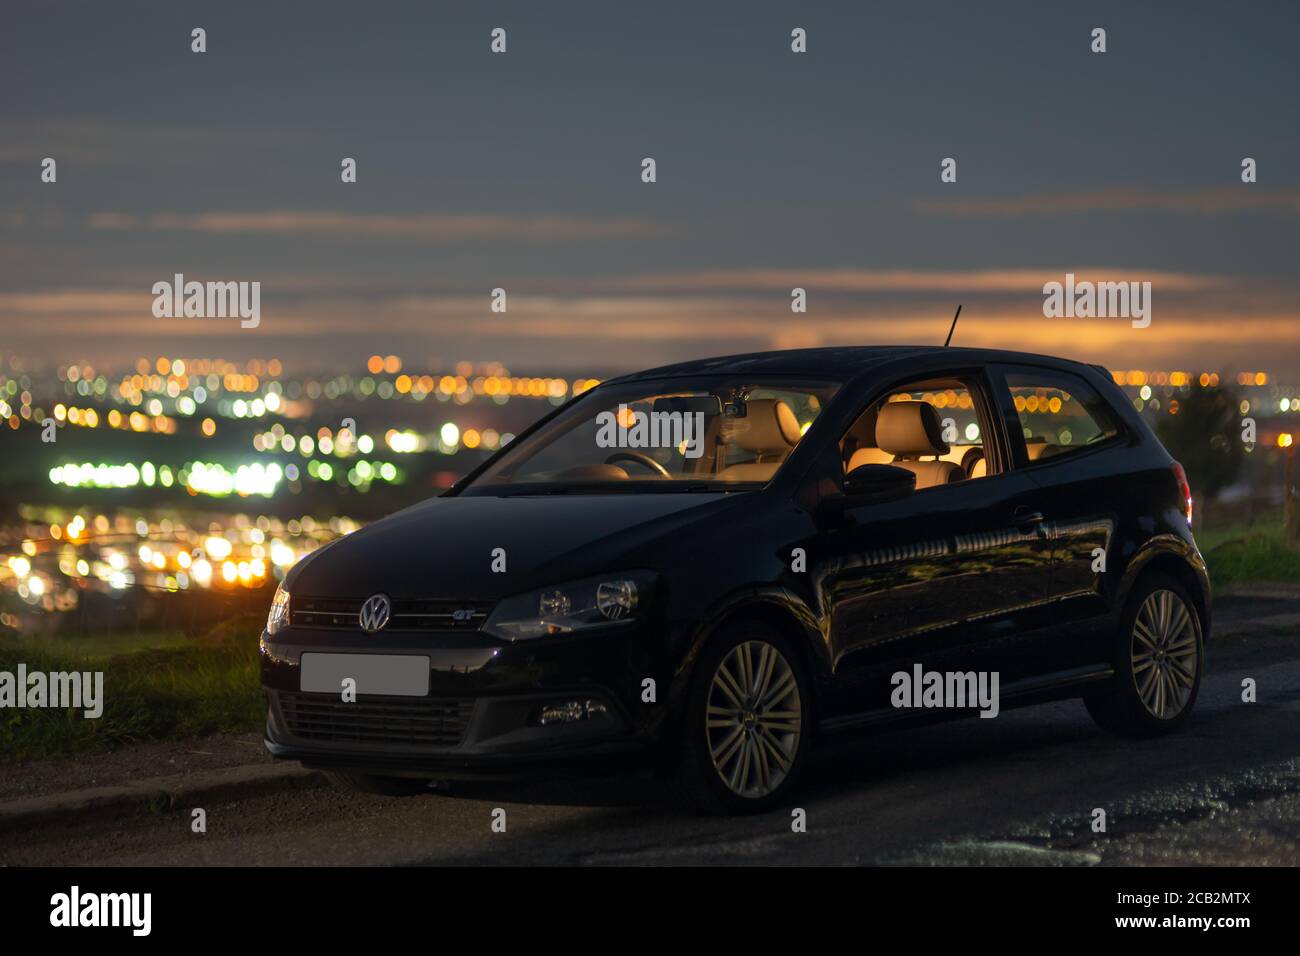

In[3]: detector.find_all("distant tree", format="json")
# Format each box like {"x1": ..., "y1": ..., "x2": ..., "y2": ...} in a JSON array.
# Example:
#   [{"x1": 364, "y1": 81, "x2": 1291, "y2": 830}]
[{"x1": 1156, "y1": 384, "x2": 1244, "y2": 500}]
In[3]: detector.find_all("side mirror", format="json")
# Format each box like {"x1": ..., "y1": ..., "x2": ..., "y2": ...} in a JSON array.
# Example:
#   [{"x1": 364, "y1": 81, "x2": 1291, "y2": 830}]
[{"x1": 843, "y1": 463, "x2": 916, "y2": 503}]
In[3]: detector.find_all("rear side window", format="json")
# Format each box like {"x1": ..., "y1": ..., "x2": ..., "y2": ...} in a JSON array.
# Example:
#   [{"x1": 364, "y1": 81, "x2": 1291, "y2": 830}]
[{"x1": 1002, "y1": 369, "x2": 1120, "y2": 463}]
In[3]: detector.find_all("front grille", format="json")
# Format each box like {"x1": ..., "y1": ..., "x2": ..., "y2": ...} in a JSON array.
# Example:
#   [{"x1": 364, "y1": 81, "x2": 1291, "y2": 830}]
[
  {"x1": 291, "y1": 596, "x2": 492, "y2": 630},
  {"x1": 279, "y1": 692, "x2": 474, "y2": 747}
]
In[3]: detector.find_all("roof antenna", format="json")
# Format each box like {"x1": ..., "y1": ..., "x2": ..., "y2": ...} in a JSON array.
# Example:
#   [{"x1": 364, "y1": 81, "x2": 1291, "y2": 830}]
[{"x1": 943, "y1": 304, "x2": 962, "y2": 347}]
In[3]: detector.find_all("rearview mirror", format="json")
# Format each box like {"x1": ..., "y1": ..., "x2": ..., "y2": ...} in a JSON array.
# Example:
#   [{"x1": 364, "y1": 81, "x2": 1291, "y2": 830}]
[{"x1": 843, "y1": 463, "x2": 916, "y2": 503}]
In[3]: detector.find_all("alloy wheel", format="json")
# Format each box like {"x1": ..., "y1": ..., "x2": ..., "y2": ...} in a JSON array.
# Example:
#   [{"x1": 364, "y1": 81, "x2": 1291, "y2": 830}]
[
  {"x1": 705, "y1": 640, "x2": 802, "y2": 799},
  {"x1": 1131, "y1": 589, "x2": 1199, "y2": 720}
]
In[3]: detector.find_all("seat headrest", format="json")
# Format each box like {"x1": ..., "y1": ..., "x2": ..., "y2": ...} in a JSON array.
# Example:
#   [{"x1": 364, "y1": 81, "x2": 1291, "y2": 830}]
[
  {"x1": 729, "y1": 399, "x2": 802, "y2": 454},
  {"x1": 875, "y1": 401, "x2": 949, "y2": 457}
]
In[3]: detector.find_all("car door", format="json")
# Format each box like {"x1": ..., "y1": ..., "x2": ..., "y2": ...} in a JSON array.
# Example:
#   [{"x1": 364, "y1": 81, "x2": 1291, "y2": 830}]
[
  {"x1": 988, "y1": 363, "x2": 1127, "y2": 670},
  {"x1": 807, "y1": 367, "x2": 1057, "y2": 716}
]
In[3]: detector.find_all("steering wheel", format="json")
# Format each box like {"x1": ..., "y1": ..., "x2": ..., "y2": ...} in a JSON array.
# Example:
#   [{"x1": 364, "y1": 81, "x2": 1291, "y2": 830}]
[{"x1": 604, "y1": 451, "x2": 671, "y2": 477}]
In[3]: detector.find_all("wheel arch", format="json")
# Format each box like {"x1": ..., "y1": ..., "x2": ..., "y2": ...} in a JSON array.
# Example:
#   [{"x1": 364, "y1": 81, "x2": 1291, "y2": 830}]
[
  {"x1": 1117, "y1": 538, "x2": 1212, "y2": 640},
  {"x1": 667, "y1": 588, "x2": 827, "y2": 736}
]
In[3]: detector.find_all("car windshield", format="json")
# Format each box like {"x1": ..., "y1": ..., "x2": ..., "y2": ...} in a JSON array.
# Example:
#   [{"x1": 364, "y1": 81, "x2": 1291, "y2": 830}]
[{"x1": 462, "y1": 376, "x2": 840, "y2": 493}]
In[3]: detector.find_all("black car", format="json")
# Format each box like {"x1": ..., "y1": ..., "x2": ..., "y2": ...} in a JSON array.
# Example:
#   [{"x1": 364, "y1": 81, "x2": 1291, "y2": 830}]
[{"x1": 261, "y1": 346, "x2": 1210, "y2": 813}]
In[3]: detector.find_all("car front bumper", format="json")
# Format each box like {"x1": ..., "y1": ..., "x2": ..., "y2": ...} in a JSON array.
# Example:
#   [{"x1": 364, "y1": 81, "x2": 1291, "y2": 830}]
[{"x1": 260, "y1": 622, "x2": 665, "y2": 779}]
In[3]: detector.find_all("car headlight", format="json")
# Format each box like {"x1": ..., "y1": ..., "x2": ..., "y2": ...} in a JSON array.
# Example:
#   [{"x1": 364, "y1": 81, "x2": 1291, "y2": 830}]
[
  {"x1": 266, "y1": 583, "x2": 291, "y2": 635},
  {"x1": 484, "y1": 571, "x2": 654, "y2": 641}
]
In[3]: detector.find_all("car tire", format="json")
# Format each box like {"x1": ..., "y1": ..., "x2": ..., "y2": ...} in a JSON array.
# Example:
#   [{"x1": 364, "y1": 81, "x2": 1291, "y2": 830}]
[
  {"x1": 324, "y1": 771, "x2": 432, "y2": 797},
  {"x1": 1084, "y1": 572, "x2": 1204, "y2": 737},
  {"x1": 670, "y1": 620, "x2": 813, "y2": 815}
]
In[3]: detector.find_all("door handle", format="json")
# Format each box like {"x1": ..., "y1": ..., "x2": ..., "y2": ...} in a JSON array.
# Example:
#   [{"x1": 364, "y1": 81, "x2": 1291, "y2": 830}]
[{"x1": 1014, "y1": 508, "x2": 1047, "y2": 529}]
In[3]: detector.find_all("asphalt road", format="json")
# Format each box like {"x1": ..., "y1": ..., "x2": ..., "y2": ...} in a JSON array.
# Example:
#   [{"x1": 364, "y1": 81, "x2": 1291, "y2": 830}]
[{"x1": 4, "y1": 609, "x2": 1299, "y2": 867}]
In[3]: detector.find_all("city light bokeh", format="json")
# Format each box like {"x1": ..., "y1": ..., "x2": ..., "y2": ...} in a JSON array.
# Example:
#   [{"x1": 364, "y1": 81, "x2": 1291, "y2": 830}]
[{"x1": 0, "y1": 351, "x2": 601, "y2": 635}]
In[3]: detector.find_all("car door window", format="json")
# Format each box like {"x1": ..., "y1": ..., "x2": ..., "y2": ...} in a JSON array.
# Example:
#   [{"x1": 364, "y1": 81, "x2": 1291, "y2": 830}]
[
  {"x1": 1002, "y1": 369, "x2": 1120, "y2": 464},
  {"x1": 839, "y1": 374, "x2": 999, "y2": 488}
]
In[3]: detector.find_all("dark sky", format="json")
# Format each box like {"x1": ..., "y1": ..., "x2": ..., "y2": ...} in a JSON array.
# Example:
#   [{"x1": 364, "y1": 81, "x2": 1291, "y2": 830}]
[{"x1": 3, "y1": 0, "x2": 1298, "y2": 376}]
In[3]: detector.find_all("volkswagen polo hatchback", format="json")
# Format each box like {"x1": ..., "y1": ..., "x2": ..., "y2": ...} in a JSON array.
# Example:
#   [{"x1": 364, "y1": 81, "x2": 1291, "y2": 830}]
[{"x1": 261, "y1": 347, "x2": 1210, "y2": 813}]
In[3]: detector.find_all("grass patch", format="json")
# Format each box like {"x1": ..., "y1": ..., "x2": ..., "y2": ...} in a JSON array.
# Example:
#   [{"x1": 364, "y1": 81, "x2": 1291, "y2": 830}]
[
  {"x1": 2, "y1": 629, "x2": 195, "y2": 661},
  {"x1": 1200, "y1": 521, "x2": 1300, "y2": 588},
  {"x1": 0, "y1": 616, "x2": 264, "y2": 764}
]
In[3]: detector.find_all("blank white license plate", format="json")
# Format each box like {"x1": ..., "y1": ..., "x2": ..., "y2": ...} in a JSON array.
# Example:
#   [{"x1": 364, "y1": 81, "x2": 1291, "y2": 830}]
[{"x1": 300, "y1": 653, "x2": 430, "y2": 697}]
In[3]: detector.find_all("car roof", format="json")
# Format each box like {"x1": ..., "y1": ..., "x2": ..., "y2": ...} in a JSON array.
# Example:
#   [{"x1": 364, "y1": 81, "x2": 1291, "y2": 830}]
[{"x1": 608, "y1": 346, "x2": 1103, "y2": 383}]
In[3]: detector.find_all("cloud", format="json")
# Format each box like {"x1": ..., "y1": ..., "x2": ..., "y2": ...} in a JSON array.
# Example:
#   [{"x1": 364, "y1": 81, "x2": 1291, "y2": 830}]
[
  {"x1": 1, "y1": 251, "x2": 1296, "y2": 384},
  {"x1": 0, "y1": 290, "x2": 145, "y2": 314},
  {"x1": 577, "y1": 268, "x2": 1228, "y2": 294},
  {"x1": 88, "y1": 213, "x2": 139, "y2": 230},
  {"x1": 0, "y1": 120, "x2": 305, "y2": 166},
  {"x1": 4, "y1": 276, "x2": 1299, "y2": 379},
  {"x1": 914, "y1": 188, "x2": 1300, "y2": 217},
  {"x1": 69, "y1": 268, "x2": 1222, "y2": 299},
  {"x1": 90, "y1": 211, "x2": 670, "y2": 241}
]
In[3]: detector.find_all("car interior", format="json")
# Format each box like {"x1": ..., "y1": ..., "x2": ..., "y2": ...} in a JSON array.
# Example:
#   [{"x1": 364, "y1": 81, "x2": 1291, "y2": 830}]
[
  {"x1": 477, "y1": 381, "x2": 833, "y2": 486},
  {"x1": 838, "y1": 377, "x2": 993, "y2": 490},
  {"x1": 715, "y1": 397, "x2": 806, "y2": 481},
  {"x1": 479, "y1": 373, "x2": 1117, "y2": 490}
]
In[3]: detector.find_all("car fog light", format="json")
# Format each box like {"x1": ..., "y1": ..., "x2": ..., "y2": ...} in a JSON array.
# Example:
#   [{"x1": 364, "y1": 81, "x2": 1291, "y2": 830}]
[{"x1": 536, "y1": 699, "x2": 609, "y2": 726}]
